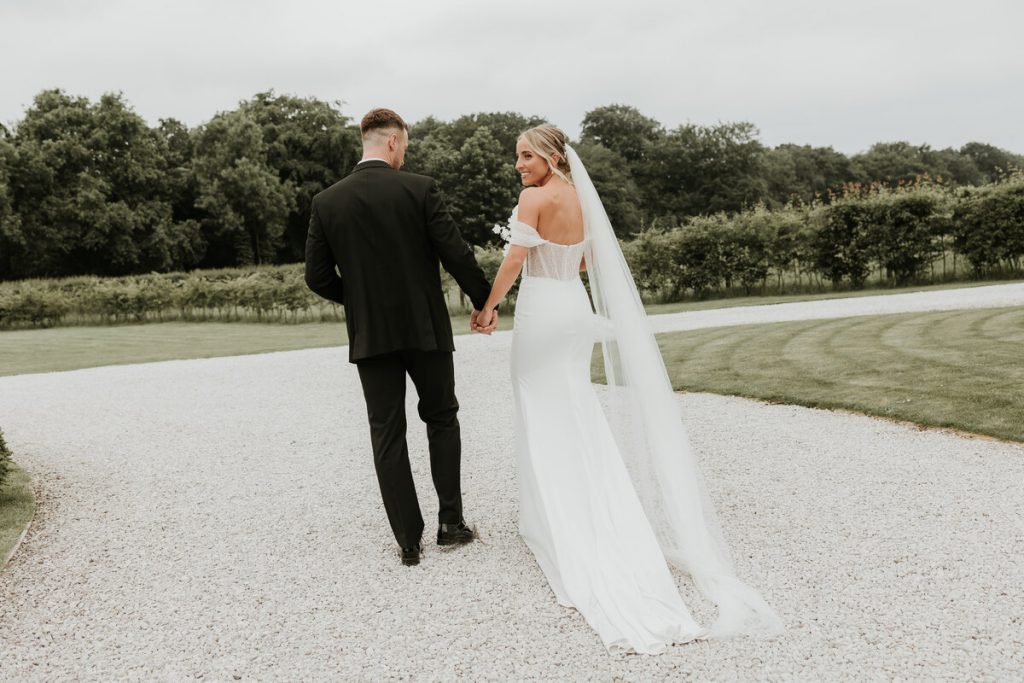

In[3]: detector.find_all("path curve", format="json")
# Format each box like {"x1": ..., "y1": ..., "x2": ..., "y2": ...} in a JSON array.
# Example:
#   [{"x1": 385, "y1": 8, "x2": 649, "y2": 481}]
[
  {"x1": 0, "y1": 287, "x2": 1022, "y2": 681},
  {"x1": 647, "y1": 282, "x2": 1024, "y2": 333}
]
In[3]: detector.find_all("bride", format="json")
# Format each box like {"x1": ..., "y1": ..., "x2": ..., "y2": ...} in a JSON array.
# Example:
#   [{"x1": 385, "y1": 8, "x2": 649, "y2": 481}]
[{"x1": 473, "y1": 125, "x2": 784, "y2": 654}]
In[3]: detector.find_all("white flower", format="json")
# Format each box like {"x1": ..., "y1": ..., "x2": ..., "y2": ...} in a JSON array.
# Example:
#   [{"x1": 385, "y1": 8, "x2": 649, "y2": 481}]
[
  {"x1": 492, "y1": 207, "x2": 517, "y2": 256},
  {"x1": 493, "y1": 219, "x2": 512, "y2": 250}
]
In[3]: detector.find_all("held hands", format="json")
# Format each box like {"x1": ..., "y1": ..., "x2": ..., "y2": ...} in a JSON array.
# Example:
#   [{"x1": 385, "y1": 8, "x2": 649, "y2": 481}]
[{"x1": 471, "y1": 308, "x2": 498, "y2": 335}]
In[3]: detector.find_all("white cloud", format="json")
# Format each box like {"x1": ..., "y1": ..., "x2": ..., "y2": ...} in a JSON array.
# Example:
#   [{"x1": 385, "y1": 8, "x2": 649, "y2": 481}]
[{"x1": 2, "y1": 0, "x2": 1022, "y2": 154}]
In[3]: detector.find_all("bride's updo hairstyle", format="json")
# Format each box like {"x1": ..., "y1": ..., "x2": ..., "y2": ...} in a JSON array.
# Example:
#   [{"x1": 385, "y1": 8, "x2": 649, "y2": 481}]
[{"x1": 518, "y1": 125, "x2": 573, "y2": 184}]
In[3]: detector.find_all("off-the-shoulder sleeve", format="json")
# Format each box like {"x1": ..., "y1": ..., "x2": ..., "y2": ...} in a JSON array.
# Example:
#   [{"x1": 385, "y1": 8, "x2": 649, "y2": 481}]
[{"x1": 510, "y1": 220, "x2": 547, "y2": 247}]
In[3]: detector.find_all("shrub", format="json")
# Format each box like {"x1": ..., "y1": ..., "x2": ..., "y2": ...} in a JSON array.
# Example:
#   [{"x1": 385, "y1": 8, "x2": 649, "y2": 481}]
[
  {"x1": 813, "y1": 199, "x2": 873, "y2": 288},
  {"x1": 953, "y1": 173, "x2": 1024, "y2": 275},
  {"x1": 621, "y1": 227, "x2": 682, "y2": 300},
  {"x1": 863, "y1": 190, "x2": 945, "y2": 285},
  {"x1": 0, "y1": 428, "x2": 11, "y2": 491},
  {"x1": 0, "y1": 285, "x2": 69, "y2": 327},
  {"x1": 675, "y1": 215, "x2": 728, "y2": 298},
  {"x1": 723, "y1": 211, "x2": 771, "y2": 294}
]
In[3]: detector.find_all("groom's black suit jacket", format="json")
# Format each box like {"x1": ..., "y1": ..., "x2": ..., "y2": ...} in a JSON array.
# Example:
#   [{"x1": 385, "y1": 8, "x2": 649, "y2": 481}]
[{"x1": 304, "y1": 160, "x2": 492, "y2": 363}]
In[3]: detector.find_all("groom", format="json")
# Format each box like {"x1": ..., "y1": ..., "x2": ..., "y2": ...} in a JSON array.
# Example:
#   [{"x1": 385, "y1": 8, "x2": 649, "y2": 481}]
[{"x1": 304, "y1": 108, "x2": 496, "y2": 566}]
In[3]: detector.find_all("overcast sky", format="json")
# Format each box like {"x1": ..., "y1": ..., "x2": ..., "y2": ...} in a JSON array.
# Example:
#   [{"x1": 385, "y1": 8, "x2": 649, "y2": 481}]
[{"x1": 3, "y1": 0, "x2": 1022, "y2": 155}]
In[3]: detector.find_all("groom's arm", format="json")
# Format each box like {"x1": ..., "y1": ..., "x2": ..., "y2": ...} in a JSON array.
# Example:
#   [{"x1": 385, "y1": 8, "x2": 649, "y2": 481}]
[
  {"x1": 304, "y1": 198, "x2": 345, "y2": 305},
  {"x1": 423, "y1": 180, "x2": 492, "y2": 311}
]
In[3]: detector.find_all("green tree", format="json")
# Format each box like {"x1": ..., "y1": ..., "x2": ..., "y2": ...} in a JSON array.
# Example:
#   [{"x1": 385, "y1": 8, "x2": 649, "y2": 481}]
[
  {"x1": 926, "y1": 147, "x2": 983, "y2": 186},
  {"x1": 439, "y1": 112, "x2": 547, "y2": 158},
  {"x1": 959, "y1": 142, "x2": 1024, "y2": 183},
  {"x1": 850, "y1": 142, "x2": 985, "y2": 186},
  {"x1": 451, "y1": 127, "x2": 516, "y2": 245},
  {"x1": 573, "y1": 141, "x2": 642, "y2": 235},
  {"x1": 413, "y1": 124, "x2": 520, "y2": 246},
  {"x1": 762, "y1": 144, "x2": 854, "y2": 205},
  {"x1": 405, "y1": 115, "x2": 447, "y2": 170},
  {"x1": 157, "y1": 117, "x2": 200, "y2": 225},
  {"x1": 406, "y1": 111, "x2": 545, "y2": 176},
  {"x1": 0, "y1": 128, "x2": 23, "y2": 279},
  {"x1": 3, "y1": 90, "x2": 202, "y2": 279},
  {"x1": 191, "y1": 110, "x2": 296, "y2": 266},
  {"x1": 580, "y1": 104, "x2": 662, "y2": 165},
  {"x1": 852, "y1": 142, "x2": 933, "y2": 184},
  {"x1": 238, "y1": 92, "x2": 361, "y2": 261},
  {"x1": 641, "y1": 122, "x2": 768, "y2": 220}
]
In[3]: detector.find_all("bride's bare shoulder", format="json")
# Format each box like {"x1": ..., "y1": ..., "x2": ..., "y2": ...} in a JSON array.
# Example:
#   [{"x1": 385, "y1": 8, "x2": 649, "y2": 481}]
[
  {"x1": 518, "y1": 186, "x2": 544, "y2": 206},
  {"x1": 518, "y1": 187, "x2": 544, "y2": 226}
]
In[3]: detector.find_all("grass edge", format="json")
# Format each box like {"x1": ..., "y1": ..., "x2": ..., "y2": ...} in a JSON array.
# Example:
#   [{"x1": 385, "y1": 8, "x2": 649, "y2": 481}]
[{"x1": 1, "y1": 462, "x2": 37, "y2": 570}]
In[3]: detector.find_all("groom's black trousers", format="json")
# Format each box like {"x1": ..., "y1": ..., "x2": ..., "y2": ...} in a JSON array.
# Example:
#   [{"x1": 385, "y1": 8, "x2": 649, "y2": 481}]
[{"x1": 355, "y1": 349, "x2": 463, "y2": 548}]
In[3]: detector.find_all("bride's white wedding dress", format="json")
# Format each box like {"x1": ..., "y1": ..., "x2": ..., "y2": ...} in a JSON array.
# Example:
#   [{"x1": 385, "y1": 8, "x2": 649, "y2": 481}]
[
  {"x1": 510, "y1": 215, "x2": 706, "y2": 653},
  {"x1": 507, "y1": 147, "x2": 783, "y2": 655}
]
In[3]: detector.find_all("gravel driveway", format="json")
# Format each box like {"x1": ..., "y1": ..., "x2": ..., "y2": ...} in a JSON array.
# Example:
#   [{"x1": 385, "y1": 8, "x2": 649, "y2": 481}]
[
  {"x1": 648, "y1": 282, "x2": 1024, "y2": 332},
  {"x1": 1, "y1": 286, "x2": 1022, "y2": 681}
]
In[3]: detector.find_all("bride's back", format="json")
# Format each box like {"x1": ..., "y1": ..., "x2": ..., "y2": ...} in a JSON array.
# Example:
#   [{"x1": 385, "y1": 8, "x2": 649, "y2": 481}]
[{"x1": 532, "y1": 182, "x2": 585, "y2": 246}]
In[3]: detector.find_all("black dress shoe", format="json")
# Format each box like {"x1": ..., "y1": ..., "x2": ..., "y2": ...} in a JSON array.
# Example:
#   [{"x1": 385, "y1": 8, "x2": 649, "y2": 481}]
[
  {"x1": 437, "y1": 520, "x2": 475, "y2": 546},
  {"x1": 401, "y1": 542, "x2": 421, "y2": 566}
]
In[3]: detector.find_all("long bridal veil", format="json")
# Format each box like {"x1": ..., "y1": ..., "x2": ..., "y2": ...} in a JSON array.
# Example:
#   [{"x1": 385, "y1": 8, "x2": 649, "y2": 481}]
[{"x1": 566, "y1": 144, "x2": 784, "y2": 638}]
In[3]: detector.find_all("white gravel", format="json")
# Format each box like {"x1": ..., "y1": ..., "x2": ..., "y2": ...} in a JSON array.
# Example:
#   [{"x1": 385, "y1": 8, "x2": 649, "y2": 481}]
[{"x1": 0, "y1": 286, "x2": 1022, "y2": 681}]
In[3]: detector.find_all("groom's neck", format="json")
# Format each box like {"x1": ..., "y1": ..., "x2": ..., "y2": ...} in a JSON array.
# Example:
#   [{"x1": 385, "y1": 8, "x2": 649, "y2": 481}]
[{"x1": 361, "y1": 147, "x2": 391, "y2": 164}]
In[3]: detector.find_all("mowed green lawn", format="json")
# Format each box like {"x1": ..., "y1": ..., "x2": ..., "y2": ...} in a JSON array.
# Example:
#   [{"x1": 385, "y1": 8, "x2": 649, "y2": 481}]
[
  {"x1": 649, "y1": 306, "x2": 1024, "y2": 442},
  {"x1": 0, "y1": 321, "x2": 350, "y2": 376},
  {"x1": 0, "y1": 315, "x2": 467, "y2": 376},
  {"x1": 1, "y1": 299, "x2": 1021, "y2": 442},
  {"x1": 2, "y1": 283, "x2": 1015, "y2": 377}
]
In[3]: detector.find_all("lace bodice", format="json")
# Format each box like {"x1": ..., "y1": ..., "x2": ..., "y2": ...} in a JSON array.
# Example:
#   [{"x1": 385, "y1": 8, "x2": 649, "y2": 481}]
[{"x1": 507, "y1": 207, "x2": 588, "y2": 281}]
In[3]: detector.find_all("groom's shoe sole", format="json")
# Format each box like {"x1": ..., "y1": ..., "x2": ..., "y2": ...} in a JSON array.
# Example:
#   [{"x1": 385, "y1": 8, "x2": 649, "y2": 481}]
[
  {"x1": 437, "y1": 524, "x2": 476, "y2": 547},
  {"x1": 400, "y1": 543, "x2": 422, "y2": 566},
  {"x1": 436, "y1": 536, "x2": 474, "y2": 547}
]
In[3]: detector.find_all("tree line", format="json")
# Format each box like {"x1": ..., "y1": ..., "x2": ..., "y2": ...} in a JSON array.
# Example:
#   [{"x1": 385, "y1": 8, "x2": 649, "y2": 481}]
[
  {"x1": 1, "y1": 89, "x2": 1022, "y2": 283},
  {"x1": 3, "y1": 167, "x2": 1021, "y2": 329}
]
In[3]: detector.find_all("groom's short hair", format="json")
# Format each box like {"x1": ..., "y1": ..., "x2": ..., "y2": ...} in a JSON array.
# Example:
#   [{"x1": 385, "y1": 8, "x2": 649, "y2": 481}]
[{"x1": 360, "y1": 108, "x2": 408, "y2": 140}]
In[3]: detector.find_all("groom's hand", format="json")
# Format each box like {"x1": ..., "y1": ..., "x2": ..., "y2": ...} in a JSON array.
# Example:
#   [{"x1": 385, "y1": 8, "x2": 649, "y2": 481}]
[
  {"x1": 470, "y1": 308, "x2": 498, "y2": 335},
  {"x1": 477, "y1": 309, "x2": 497, "y2": 335}
]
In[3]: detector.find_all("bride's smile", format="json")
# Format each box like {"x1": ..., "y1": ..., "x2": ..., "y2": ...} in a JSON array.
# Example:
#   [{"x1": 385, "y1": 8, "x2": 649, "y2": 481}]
[{"x1": 515, "y1": 141, "x2": 555, "y2": 186}]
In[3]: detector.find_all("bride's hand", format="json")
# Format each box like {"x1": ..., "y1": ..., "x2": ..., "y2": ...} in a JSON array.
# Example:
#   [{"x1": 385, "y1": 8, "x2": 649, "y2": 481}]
[{"x1": 477, "y1": 308, "x2": 497, "y2": 334}]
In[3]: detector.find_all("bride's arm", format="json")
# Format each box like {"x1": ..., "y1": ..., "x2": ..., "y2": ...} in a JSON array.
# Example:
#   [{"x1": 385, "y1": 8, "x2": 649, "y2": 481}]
[
  {"x1": 480, "y1": 245, "x2": 527, "y2": 317},
  {"x1": 479, "y1": 190, "x2": 542, "y2": 327}
]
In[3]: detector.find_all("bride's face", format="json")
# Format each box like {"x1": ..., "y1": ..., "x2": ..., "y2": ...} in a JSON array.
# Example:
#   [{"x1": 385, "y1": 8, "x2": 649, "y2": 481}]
[{"x1": 515, "y1": 139, "x2": 551, "y2": 187}]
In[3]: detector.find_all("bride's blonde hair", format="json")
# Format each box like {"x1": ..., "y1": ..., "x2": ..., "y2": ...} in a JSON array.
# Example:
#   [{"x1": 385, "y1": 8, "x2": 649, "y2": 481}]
[{"x1": 518, "y1": 125, "x2": 572, "y2": 185}]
